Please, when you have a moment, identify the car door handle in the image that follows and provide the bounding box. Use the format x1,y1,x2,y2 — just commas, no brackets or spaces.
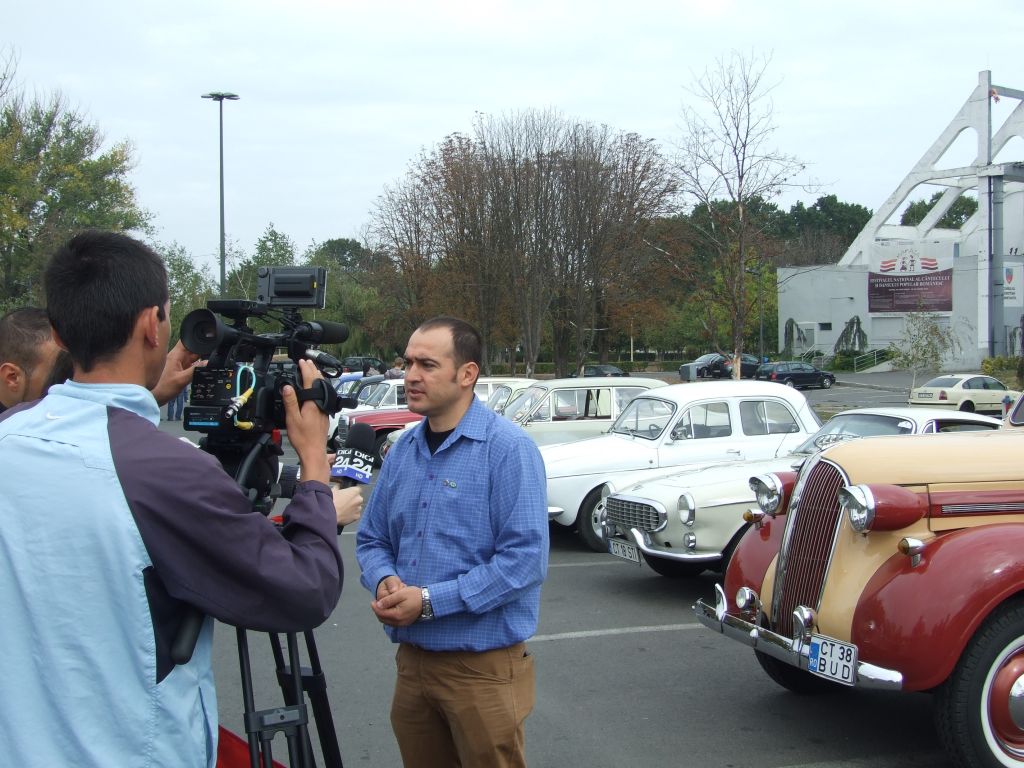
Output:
727,449,742,455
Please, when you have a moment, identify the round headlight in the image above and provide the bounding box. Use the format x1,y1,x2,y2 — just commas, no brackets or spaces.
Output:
839,485,875,532
678,493,695,526
749,474,782,516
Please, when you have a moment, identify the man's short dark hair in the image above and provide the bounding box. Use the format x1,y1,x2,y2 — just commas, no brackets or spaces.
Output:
0,307,52,376
417,316,482,369
45,231,168,372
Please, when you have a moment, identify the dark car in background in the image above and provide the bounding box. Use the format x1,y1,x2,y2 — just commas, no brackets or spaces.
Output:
684,353,760,379
755,360,835,389
342,355,386,373
570,364,629,377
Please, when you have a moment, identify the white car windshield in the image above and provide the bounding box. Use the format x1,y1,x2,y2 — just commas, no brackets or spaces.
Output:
610,397,676,440
362,383,390,406
792,413,914,455
504,385,549,422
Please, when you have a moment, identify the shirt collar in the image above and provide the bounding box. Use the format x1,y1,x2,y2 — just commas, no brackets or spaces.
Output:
49,380,162,426
410,395,490,453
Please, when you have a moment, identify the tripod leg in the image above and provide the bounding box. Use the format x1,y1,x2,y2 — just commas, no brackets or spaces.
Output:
303,630,344,768
236,628,262,768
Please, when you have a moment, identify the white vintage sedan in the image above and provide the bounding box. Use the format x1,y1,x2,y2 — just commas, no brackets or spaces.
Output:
602,406,1002,575
541,380,822,551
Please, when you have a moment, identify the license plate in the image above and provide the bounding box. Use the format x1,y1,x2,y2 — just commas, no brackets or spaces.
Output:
807,635,857,686
608,539,641,564
917,392,933,399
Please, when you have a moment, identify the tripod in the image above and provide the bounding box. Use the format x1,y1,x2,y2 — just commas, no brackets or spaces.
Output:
173,431,345,768
231,433,344,768
235,627,343,768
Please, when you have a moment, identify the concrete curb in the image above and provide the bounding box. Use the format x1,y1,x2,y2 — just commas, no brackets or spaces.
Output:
835,379,908,393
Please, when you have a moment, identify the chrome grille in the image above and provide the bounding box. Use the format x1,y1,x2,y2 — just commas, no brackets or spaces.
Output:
772,459,846,638
606,495,663,532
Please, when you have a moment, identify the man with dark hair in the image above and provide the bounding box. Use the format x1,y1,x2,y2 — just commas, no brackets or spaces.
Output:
0,306,62,414
0,230,344,767
356,315,548,768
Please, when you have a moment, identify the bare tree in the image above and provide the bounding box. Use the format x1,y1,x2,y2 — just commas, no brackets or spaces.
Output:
676,51,805,378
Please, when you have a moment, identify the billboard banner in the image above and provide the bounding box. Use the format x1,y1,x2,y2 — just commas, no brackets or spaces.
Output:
868,240,954,313
1004,263,1023,308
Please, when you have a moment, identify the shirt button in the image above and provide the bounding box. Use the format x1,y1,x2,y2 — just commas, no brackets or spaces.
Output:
411,560,417,566
422,502,427,508
417,531,422,538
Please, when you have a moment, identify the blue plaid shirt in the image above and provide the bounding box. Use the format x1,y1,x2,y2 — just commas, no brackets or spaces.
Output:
356,396,548,651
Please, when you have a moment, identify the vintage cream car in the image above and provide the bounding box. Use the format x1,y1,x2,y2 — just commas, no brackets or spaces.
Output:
504,376,666,448
542,381,821,551
601,407,1001,577
695,419,1024,768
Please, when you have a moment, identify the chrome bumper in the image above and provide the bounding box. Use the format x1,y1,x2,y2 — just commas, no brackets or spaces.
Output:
694,584,903,691
612,528,720,564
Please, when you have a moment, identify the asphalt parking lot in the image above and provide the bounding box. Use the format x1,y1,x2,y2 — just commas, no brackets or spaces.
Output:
164,373,959,767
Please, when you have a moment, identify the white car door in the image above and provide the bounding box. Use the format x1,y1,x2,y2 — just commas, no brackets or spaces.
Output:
654,397,806,468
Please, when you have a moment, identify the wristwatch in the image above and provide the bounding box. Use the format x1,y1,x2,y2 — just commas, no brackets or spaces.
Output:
419,587,434,622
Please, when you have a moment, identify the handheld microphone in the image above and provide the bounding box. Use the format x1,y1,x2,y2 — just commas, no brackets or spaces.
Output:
331,421,376,532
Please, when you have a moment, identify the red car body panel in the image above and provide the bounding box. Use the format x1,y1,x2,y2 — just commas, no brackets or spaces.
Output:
852,523,1024,691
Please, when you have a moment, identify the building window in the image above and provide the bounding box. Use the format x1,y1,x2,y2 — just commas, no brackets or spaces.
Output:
819,322,832,331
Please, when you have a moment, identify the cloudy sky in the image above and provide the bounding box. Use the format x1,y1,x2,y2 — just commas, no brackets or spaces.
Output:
6,1,1023,271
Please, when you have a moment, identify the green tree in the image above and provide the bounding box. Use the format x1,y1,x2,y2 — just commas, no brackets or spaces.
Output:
781,195,872,265
224,223,296,300
887,310,962,387
0,51,148,309
161,242,216,346
900,190,978,229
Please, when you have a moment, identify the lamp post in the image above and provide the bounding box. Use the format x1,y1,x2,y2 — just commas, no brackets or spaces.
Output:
201,91,239,296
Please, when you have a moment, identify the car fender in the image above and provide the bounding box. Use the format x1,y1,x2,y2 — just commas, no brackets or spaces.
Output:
722,515,784,612
852,523,1024,691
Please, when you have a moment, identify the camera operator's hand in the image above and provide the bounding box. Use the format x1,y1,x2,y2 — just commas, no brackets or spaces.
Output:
151,341,203,406
332,485,364,527
282,359,331,486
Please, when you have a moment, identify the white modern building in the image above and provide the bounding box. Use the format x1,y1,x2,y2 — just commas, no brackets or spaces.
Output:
777,71,1024,369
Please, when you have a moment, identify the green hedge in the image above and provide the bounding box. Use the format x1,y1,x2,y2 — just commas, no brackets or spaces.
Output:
981,356,1024,388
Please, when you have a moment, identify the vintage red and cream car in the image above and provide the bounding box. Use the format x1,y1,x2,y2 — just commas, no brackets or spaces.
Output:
695,423,1024,768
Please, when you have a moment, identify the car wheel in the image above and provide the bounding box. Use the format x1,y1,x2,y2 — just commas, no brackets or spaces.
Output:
960,400,977,413
755,649,843,695
577,488,608,553
821,376,833,390
697,367,707,379
784,378,796,388
640,552,706,578
935,598,1024,768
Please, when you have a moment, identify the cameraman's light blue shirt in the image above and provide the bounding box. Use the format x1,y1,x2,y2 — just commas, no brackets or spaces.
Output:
356,396,548,651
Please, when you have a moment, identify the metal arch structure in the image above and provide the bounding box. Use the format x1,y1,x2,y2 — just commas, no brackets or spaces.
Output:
838,70,1024,358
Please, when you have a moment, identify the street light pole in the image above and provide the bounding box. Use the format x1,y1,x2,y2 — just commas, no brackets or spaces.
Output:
201,91,239,296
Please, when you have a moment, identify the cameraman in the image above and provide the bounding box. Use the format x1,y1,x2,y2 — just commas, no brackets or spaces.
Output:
0,231,343,767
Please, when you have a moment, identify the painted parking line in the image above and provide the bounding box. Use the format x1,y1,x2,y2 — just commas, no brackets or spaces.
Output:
532,623,701,642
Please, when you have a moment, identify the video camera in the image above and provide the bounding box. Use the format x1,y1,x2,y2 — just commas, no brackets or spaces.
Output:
178,266,353,508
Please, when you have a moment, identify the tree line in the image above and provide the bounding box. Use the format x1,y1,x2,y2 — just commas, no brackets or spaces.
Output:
2,49,978,375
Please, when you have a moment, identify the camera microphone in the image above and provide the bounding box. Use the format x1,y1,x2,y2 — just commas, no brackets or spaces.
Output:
331,422,376,534
304,349,344,376
296,320,349,345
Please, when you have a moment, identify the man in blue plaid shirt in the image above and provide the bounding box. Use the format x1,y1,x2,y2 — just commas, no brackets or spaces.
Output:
356,316,548,768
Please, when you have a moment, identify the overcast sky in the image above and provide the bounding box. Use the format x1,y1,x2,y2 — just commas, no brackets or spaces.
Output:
6,1,1024,272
